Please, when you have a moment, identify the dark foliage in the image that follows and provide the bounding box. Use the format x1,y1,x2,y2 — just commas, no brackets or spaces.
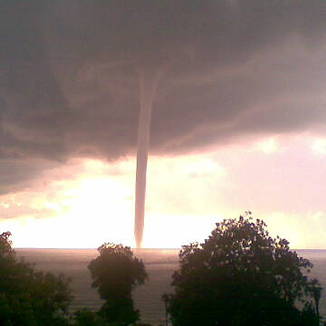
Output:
0,231,72,326
164,215,322,326
88,243,147,326
73,308,108,326
73,307,154,326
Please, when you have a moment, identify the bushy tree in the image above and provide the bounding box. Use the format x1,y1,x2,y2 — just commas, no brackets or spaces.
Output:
0,231,72,326
88,243,147,326
164,215,322,326
73,308,108,326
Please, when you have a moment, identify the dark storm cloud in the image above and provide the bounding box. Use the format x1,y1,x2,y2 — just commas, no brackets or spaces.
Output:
1,0,326,192
0,158,59,195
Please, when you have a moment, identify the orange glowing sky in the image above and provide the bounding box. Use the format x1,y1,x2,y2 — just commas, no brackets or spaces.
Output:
1,1,326,249
1,134,325,249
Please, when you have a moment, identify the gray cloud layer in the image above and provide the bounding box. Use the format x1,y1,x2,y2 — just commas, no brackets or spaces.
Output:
1,0,326,193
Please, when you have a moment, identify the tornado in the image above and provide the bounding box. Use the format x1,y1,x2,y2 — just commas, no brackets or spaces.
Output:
134,67,165,248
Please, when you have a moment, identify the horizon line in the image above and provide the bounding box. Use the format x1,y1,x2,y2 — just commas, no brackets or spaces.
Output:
14,247,326,251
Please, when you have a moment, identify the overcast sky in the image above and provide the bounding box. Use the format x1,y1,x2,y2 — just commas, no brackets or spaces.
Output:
1,0,326,248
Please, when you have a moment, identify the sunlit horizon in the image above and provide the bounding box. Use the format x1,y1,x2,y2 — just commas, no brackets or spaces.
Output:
1,134,326,250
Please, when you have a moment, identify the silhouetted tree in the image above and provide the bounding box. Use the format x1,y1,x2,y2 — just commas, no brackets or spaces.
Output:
88,243,147,326
73,308,108,326
164,215,322,326
307,278,323,323
0,231,72,326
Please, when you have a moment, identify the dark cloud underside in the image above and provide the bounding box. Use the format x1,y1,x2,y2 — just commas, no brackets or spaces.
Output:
0,0,326,192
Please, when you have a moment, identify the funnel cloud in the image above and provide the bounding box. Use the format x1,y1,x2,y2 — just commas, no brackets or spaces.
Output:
1,1,326,246
135,66,169,248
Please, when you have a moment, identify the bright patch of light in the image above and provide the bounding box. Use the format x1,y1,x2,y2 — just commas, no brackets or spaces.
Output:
143,214,219,248
312,138,326,155
254,138,279,154
0,172,135,248
183,157,226,177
